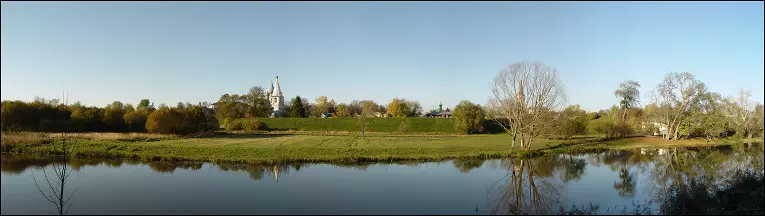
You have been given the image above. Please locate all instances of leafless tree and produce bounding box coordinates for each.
[31,134,77,215]
[723,89,760,139]
[489,158,562,215]
[489,61,566,148]
[651,72,707,140]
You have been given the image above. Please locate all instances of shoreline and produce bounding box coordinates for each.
[1,131,759,165]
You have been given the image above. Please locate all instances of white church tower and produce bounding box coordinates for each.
[267,76,285,117]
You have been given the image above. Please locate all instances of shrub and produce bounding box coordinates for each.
[453,100,486,134]
[146,105,217,134]
[226,119,268,131]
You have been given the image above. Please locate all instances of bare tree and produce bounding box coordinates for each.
[489,61,566,148]
[723,89,760,139]
[651,72,707,140]
[31,134,77,215]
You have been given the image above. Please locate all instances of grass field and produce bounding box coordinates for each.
[246,117,507,134]
[2,131,752,165]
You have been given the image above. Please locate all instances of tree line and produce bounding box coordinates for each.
[488,61,765,149]
[3,61,763,139]
[0,98,217,134]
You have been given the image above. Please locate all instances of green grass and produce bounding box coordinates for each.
[254,117,460,133]
[2,131,748,165]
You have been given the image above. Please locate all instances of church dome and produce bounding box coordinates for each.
[267,80,274,96]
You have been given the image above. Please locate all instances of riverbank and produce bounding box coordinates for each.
[1,131,755,165]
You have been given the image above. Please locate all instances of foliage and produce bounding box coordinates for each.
[453,100,486,134]
[215,94,249,122]
[244,86,274,118]
[310,96,336,117]
[225,118,268,131]
[123,109,150,132]
[145,104,217,134]
[659,170,764,215]
[102,101,128,131]
[288,96,308,118]
[553,105,587,138]
[723,89,763,139]
[386,98,409,117]
[653,72,708,140]
[335,103,349,117]
[401,99,423,117]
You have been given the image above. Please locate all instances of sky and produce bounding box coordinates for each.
[1,2,763,112]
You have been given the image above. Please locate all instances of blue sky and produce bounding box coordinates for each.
[2,2,763,112]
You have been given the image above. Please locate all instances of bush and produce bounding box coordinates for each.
[453,100,486,134]
[146,105,217,134]
[226,118,268,131]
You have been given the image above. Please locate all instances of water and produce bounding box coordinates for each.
[2,144,763,215]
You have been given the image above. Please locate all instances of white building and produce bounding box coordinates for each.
[266,76,285,117]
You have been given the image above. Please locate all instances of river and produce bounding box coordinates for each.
[2,144,763,215]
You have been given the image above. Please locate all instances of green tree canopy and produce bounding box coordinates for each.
[453,100,486,134]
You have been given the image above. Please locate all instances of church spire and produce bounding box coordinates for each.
[273,76,282,96]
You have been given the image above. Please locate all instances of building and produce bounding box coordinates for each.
[266,76,285,117]
[641,122,668,136]
[425,102,452,118]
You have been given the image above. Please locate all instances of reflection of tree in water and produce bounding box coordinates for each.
[146,162,203,173]
[452,158,485,173]
[489,157,563,215]
[613,168,636,198]
[217,163,300,182]
[30,140,77,215]
[649,144,765,214]
[1,155,143,174]
[558,155,586,183]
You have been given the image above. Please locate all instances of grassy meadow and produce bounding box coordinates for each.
[1,131,746,165]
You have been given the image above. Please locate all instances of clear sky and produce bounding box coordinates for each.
[2,2,763,112]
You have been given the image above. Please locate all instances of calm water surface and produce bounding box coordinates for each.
[2,144,763,215]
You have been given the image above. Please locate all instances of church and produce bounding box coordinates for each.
[266,76,285,117]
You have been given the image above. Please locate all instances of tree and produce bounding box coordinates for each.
[288,96,308,118]
[244,86,273,118]
[556,104,587,139]
[614,80,641,119]
[453,100,486,134]
[137,99,152,110]
[614,80,641,137]
[402,100,423,117]
[489,61,567,148]
[347,100,362,116]
[357,100,376,137]
[215,94,249,124]
[102,101,127,131]
[311,96,336,117]
[723,89,761,139]
[652,72,708,140]
[386,98,408,117]
[32,137,76,215]
[336,103,349,117]
[685,92,728,140]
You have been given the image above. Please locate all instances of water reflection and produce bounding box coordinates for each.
[2,143,763,215]
[489,157,563,215]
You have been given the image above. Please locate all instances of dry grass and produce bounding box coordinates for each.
[1,132,176,145]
